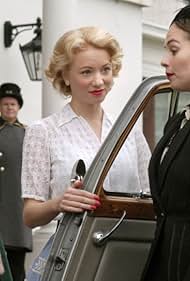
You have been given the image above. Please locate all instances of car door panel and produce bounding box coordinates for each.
[63,216,155,281]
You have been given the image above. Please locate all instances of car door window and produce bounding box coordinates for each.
[103,87,176,195]
[175,91,190,111]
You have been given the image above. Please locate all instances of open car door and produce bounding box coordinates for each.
[42,75,185,281]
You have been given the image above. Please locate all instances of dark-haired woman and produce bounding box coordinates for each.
[141,5,190,281]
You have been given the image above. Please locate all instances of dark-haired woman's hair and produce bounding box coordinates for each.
[170,5,190,35]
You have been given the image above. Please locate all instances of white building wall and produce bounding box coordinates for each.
[0,0,42,124]
[142,0,186,77]
[143,0,185,26]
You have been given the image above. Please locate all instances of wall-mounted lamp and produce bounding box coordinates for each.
[4,17,42,81]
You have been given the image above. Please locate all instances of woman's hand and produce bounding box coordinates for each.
[23,181,101,228]
[58,180,101,213]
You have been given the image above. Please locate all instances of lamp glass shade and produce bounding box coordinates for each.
[19,34,42,81]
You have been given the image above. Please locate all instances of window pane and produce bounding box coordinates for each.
[102,88,176,195]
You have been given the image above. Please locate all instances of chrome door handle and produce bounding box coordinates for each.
[92,210,126,245]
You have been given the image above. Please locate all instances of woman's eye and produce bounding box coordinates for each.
[169,47,178,55]
[102,66,112,74]
[171,50,177,55]
[81,69,92,76]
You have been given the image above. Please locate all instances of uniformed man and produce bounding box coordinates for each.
[0,83,32,281]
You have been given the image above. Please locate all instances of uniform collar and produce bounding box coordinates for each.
[0,116,24,128]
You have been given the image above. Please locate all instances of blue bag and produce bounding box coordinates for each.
[25,234,54,281]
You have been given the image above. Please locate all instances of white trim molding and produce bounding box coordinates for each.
[142,21,167,77]
[143,21,167,40]
[120,0,153,7]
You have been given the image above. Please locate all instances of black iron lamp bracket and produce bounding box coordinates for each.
[4,17,41,48]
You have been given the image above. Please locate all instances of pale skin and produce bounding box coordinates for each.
[0,97,20,123]
[23,46,114,228]
[161,23,190,91]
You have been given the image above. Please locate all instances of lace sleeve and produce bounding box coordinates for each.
[21,122,51,201]
[134,129,151,193]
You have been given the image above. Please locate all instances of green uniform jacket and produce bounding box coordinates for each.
[0,117,32,252]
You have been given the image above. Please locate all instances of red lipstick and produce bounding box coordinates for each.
[89,89,104,96]
[166,72,175,80]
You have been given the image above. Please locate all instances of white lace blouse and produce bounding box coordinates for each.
[21,103,151,201]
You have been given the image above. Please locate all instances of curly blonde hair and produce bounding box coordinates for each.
[45,26,123,96]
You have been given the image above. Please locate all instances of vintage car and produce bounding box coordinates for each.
[41,75,190,281]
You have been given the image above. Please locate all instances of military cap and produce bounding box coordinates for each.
[0,83,23,108]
